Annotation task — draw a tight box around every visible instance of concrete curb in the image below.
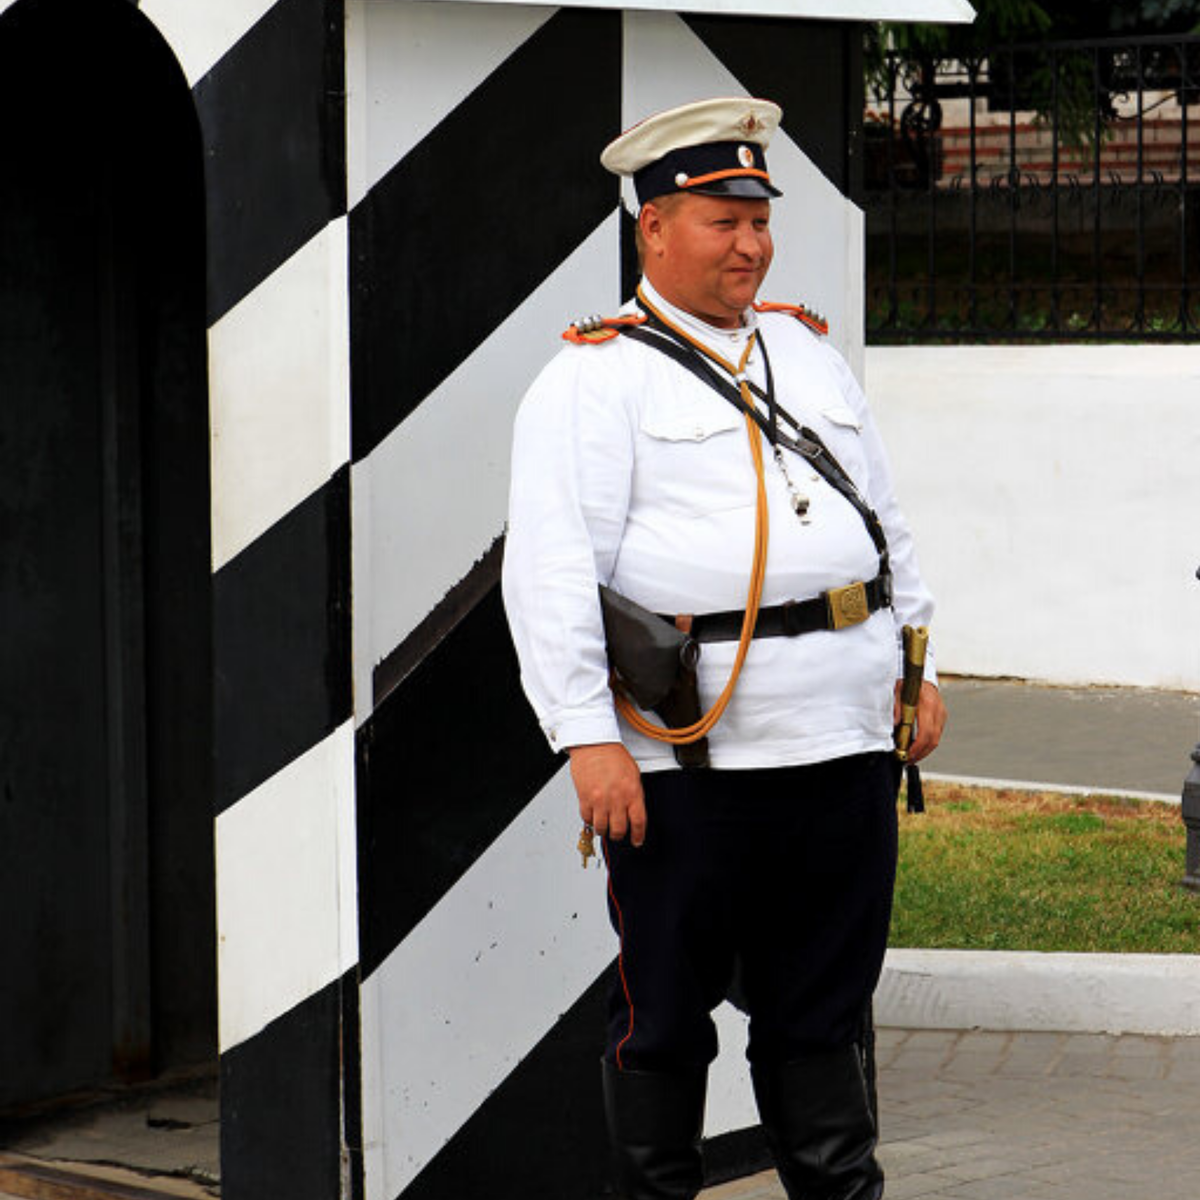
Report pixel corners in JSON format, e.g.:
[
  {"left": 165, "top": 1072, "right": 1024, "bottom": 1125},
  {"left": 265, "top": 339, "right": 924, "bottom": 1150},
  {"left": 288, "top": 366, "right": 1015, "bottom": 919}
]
[
  {"left": 876, "top": 949, "right": 1200, "bottom": 1036},
  {"left": 922, "top": 770, "right": 1180, "bottom": 805}
]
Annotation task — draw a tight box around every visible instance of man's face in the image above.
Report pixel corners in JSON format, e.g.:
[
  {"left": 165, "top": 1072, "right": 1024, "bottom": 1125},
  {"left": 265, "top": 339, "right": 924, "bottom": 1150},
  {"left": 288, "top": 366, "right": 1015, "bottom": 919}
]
[{"left": 640, "top": 193, "right": 774, "bottom": 329}]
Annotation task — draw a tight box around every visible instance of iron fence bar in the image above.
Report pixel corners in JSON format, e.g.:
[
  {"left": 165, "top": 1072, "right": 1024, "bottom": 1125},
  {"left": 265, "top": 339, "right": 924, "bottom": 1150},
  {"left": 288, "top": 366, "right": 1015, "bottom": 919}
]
[
  {"left": 926, "top": 62, "right": 938, "bottom": 330},
  {"left": 1180, "top": 41, "right": 1191, "bottom": 335},
  {"left": 1008, "top": 45, "right": 1019, "bottom": 331},
  {"left": 1135, "top": 43, "right": 1146, "bottom": 334},
  {"left": 1050, "top": 46, "right": 1061, "bottom": 333},
  {"left": 1092, "top": 44, "right": 1104, "bottom": 333},
  {"left": 887, "top": 58, "right": 899, "bottom": 329},
  {"left": 964, "top": 56, "right": 974, "bottom": 328},
  {"left": 1000, "top": 31, "right": 1200, "bottom": 53}
]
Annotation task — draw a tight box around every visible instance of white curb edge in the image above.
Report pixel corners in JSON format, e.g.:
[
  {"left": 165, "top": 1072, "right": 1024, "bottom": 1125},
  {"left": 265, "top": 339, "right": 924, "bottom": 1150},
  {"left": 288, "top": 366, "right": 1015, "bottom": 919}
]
[
  {"left": 877, "top": 949, "right": 1200, "bottom": 1036},
  {"left": 921, "top": 771, "right": 1180, "bottom": 805}
]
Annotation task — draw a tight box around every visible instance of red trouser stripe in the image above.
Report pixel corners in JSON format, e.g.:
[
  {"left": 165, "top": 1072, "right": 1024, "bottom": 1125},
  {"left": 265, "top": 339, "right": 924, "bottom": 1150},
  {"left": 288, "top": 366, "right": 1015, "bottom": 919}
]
[{"left": 604, "top": 838, "right": 636, "bottom": 1070}]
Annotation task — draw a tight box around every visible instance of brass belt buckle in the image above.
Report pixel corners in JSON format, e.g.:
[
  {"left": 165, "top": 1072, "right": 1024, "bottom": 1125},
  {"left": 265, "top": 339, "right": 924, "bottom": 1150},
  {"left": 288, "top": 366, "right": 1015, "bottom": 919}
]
[{"left": 826, "top": 581, "right": 870, "bottom": 630}]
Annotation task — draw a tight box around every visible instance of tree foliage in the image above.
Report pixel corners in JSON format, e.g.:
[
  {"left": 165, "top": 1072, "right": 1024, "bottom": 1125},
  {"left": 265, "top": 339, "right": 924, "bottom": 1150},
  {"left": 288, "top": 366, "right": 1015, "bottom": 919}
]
[
  {"left": 867, "top": 0, "right": 1200, "bottom": 75},
  {"left": 865, "top": 1, "right": 1200, "bottom": 147}
]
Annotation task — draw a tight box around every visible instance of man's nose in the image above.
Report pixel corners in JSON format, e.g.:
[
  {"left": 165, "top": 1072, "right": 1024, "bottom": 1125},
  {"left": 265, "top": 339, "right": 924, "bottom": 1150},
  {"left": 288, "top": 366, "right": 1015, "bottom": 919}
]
[{"left": 734, "top": 225, "right": 762, "bottom": 258}]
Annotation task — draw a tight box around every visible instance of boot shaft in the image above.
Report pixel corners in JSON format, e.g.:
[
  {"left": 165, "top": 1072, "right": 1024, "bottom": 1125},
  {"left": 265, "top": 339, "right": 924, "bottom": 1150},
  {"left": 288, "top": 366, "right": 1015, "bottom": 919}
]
[{"left": 602, "top": 1060, "right": 707, "bottom": 1200}]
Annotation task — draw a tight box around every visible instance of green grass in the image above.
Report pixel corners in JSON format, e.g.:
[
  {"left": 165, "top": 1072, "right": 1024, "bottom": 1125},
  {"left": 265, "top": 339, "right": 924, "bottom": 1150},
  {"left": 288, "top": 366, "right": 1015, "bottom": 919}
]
[{"left": 891, "top": 782, "right": 1200, "bottom": 954}]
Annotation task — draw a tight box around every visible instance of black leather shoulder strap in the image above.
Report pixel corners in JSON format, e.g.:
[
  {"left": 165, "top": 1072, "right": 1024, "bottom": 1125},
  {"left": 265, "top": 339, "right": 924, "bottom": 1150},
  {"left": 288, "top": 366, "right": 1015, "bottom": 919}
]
[{"left": 619, "top": 321, "right": 890, "bottom": 570}]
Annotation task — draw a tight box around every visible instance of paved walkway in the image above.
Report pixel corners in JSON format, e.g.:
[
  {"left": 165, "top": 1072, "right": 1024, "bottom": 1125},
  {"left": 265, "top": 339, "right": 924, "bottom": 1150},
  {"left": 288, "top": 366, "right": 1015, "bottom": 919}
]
[
  {"left": 706, "top": 1029, "right": 1200, "bottom": 1200},
  {"left": 931, "top": 677, "right": 1198, "bottom": 800}
]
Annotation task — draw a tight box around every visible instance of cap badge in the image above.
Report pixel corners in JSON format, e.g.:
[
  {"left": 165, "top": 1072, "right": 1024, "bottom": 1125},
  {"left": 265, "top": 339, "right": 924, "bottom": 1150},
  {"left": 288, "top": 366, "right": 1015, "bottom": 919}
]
[
  {"left": 738, "top": 112, "right": 765, "bottom": 136},
  {"left": 737, "top": 145, "right": 755, "bottom": 168},
  {"left": 674, "top": 172, "right": 689, "bottom": 187}
]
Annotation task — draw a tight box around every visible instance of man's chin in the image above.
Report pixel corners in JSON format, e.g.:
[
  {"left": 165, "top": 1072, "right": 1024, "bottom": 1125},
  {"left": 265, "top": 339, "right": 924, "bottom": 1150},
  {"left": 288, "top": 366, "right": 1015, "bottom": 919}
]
[{"left": 722, "top": 284, "right": 761, "bottom": 313}]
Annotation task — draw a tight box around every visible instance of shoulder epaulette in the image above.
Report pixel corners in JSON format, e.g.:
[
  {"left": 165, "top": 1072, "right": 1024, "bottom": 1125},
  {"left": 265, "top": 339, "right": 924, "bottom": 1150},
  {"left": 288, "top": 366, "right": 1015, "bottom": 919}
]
[
  {"left": 562, "top": 312, "right": 648, "bottom": 345},
  {"left": 753, "top": 300, "right": 829, "bottom": 338}
]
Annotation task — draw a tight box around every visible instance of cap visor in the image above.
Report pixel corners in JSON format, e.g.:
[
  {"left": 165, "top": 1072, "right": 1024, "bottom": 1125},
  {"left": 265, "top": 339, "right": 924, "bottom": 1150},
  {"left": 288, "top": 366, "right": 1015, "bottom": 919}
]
[{"left": 688, "top": 177, "right": 782, "bottom": 200}]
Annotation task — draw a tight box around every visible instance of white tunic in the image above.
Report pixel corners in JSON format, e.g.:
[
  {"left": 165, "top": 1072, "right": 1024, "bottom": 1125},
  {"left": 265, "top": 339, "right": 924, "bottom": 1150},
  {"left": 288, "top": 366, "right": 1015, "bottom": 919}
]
[{"left": 502, "top": 280, "right": 936, "bottom": 773}]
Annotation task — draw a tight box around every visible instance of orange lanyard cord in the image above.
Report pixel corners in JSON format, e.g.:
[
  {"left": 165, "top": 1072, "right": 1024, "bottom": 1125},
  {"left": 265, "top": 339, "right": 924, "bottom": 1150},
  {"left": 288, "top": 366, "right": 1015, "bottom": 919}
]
[{"left": 612, "top": 304, "right": 770, "bottom": 745}]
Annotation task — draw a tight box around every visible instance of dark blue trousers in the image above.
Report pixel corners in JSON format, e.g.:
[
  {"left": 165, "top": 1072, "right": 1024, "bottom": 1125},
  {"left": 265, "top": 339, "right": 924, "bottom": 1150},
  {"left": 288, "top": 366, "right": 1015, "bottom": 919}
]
[{"left": 603, "top": 752, "right": 897, "bottom": 1072}]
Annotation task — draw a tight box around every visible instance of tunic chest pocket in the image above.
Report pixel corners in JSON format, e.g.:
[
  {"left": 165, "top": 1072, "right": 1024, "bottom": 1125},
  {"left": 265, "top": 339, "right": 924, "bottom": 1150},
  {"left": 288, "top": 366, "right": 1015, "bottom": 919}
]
[
  {"left": 814, "top": 404, "right": 868, "bottom": 485},
  {"left": 637, "top": 402, "right": 750, "bottom": 516},
  {"left": 641, "top": 403, "right": 743, "bottom": 443}
]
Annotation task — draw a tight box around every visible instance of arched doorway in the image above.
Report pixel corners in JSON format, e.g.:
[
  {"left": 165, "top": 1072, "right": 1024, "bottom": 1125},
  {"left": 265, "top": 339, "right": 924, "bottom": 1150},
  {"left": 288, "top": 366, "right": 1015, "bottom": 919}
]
[{"left": 0, "top": 0, "right": 215, "bottom": 1108}]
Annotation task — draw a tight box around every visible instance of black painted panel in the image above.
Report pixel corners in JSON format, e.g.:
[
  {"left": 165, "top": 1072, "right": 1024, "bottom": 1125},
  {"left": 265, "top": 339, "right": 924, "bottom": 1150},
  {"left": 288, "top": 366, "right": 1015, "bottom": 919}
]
[
  {"left": 221, "top": 973, "right": 349, "bottom": 1200},
  {"left": 683, "top": 17, "right": 860, "bottom": 203},
  {"left": 0, "top": 71, "right": 113, "bottom": 1103},
  {"left": 213, "top": 466, "right": 351, "bottom": 814},
  {"left": 348, "top": 7, "right": 621, "bottom": 461},
  {"left": 620, "top": 205, "right": 640, "bottom": 305},
  {"left": 132, "top": 21, "right": 218, "bottom": 1074},
  {"left": 0, "top": 0, "right": 215, "bottom": 1105},
  {"left": 193, "top": 0, "right": 345, "bottom": 325},
  {"left": 356, "top": 586, "right": 560, "bottom": 979},
  {"left": 342, "top": 967, "right": 365, "bottom": 1200}
]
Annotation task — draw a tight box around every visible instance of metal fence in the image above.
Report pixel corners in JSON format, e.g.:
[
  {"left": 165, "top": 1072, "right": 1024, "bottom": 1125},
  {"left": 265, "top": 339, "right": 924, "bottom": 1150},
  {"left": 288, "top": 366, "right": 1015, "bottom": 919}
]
[{"left": 865, "top": 34, "right": 1200, "bottom": 342}]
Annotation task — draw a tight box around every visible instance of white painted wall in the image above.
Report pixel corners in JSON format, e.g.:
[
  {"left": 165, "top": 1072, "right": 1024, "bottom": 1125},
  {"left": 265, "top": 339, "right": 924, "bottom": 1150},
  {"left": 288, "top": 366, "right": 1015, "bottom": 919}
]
[{"left": 867, "top": 345, "right": 1200, "bottom": 692}]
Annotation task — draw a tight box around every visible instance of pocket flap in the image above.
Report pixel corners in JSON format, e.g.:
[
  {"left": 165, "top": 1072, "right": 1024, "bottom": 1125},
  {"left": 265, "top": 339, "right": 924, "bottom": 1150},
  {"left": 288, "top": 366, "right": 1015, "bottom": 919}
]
[
  {"left": 641, "top": 402, "right": 742, "bottom": 442},
  {"left": 820, "top": 404, "right": 863, "bottom": 432}
]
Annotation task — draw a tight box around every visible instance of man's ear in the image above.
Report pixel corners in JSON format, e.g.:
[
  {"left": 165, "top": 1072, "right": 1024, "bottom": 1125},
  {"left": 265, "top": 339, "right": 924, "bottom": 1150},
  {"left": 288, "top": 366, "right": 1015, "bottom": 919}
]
[{"left": 640, "top": 202, "right": 666, "bottom": 258}]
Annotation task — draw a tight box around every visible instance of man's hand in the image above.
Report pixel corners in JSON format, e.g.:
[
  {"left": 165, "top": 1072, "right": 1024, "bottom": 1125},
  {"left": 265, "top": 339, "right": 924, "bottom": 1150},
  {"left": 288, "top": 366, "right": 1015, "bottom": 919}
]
[
  {"left": 569, "top": 742, "right": 646, "bottom": 847},
  {"left": 893, "top": 680, "right": 946, "bottom": 764}
]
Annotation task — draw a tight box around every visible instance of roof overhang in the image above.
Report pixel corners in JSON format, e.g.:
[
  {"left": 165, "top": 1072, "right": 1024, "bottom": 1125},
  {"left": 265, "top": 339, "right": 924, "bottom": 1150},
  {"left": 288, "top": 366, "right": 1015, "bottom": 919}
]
[{"left": 422, "top": 1, "right": 975, "bottom": 21}]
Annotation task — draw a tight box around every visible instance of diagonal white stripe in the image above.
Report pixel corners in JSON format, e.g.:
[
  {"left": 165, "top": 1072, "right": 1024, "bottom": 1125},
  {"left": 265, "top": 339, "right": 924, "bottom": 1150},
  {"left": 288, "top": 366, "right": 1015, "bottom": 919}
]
[
  {"left": 352, "top": 211, "right": 620, "bottom": 719},
  {"left": 208, "top": 218, "right": 350, "bottom": 572},
  {"left": 345, "top": 0, "right": 557, "bottom": 210},
  {"left": 140, "top": 0, "right": 280, "bottom": 86},
  {"left": 216, "top": 721, "right": 358, "bottom": 1052}
]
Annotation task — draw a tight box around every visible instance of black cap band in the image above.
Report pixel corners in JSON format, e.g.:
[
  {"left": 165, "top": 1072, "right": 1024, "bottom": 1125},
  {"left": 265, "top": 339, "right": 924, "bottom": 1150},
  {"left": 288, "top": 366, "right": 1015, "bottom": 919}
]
[{"left": 634, "top": 140, "right": 781, "bottom": 205}]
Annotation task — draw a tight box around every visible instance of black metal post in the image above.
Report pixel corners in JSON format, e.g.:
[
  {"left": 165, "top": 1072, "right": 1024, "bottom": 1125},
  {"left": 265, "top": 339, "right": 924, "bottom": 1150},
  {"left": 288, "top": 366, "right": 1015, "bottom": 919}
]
[{"left": 1184, "top": 564, "right": 1200, "bottom": 893}]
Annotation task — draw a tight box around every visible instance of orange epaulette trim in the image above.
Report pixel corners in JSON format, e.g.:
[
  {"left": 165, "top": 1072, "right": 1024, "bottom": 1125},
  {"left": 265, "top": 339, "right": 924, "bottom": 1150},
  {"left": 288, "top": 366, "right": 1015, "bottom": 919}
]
[
  {"left": 753, "top": 300, "right": 829, "bottom": 338},
  {"left": 562, "top": 312, "right": 648, "bottom": 345}
]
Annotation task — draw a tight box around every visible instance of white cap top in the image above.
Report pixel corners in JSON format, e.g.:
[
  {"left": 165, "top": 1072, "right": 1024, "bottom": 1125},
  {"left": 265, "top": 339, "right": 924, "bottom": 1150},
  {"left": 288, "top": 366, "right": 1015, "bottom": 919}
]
[{"left": 601, "top": 96, "right": 782, "bottom": 176}]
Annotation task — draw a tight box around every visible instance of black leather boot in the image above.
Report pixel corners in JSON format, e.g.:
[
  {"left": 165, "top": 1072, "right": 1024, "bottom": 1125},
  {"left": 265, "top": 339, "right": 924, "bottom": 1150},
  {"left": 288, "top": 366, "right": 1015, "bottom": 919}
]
[
  {"left": 751, "top": 1045, "right": 884, "bottom": 1200},
  {"left": 601, "top": 1059, "right": 707, "bottom": 1199}
]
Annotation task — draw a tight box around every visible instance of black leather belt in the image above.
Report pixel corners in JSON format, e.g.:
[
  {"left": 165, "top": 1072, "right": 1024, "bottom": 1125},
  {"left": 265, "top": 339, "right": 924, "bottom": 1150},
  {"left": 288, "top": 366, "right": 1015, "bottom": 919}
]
[{"left": 669, "top": 574, "right": 892, "bottom": 644}]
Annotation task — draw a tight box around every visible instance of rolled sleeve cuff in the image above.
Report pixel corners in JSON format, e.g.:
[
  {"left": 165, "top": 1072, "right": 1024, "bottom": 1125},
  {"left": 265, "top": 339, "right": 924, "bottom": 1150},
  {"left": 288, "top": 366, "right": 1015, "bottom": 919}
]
[{"left": 542, "top": 708, "right": 623, "bottom": 754}]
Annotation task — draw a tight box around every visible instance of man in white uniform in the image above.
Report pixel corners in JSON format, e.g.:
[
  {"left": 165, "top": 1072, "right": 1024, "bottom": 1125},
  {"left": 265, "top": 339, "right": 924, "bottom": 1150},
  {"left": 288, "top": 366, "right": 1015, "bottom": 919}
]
[{"left": 503, "top": 98, "right": 945, "bottom": 1200}]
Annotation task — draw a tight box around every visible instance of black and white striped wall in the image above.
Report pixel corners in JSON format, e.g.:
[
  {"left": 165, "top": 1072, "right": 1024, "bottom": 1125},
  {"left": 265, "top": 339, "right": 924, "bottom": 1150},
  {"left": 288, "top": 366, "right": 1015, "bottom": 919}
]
[
  {"left": 347, "top": 7, "right": 873, "bottom": 1199},
  {"left": 36, "top": 0, "right": 969, "bottom": 1196}
]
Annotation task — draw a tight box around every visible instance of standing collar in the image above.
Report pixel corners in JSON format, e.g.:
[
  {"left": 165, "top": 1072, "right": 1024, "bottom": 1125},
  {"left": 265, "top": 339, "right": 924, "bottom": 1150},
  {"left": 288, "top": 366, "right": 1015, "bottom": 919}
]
[{"left": 638, "top": 278, "right": 758, "bottom": 357}]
